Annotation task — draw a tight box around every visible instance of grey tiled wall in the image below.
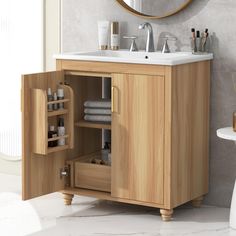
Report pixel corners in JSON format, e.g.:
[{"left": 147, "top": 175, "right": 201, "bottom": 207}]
[{"left": 62, "top": 0, "right": 236, "bottom": 207}]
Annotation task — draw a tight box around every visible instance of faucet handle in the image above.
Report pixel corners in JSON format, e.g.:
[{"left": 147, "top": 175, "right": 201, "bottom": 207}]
[
  {"left": 123, "top": 36, "right": 138, "bottom": 52},
  {"left": 161, "top": 36, "right": 177, "bottom": 53}
]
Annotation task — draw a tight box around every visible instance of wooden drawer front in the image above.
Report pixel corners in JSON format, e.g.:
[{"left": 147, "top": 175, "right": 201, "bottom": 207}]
[{"left": 75, "top": 162, "right": 111, "bottom": 192}]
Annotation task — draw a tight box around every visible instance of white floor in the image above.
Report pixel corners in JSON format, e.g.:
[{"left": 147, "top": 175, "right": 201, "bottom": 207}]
[{"left": 0, "top": 173, "right": 236, "bottom": 236}]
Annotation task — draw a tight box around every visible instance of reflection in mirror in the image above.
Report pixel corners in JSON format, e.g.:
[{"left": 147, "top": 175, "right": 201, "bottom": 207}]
[{"left": 120, "top": 0, "right": 192, "bottom": 18}]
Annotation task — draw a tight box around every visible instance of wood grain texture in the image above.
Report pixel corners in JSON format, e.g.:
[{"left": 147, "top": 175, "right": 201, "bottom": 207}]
[
  {"left": 116, "top": 0, "right": 192, "bottom": 19},
  {"left": 75, "top": 161, "right": 111, "bottom": 192},
  {"left": 165, "top": 61, "right": 210, "bottom": 208},
  {"left": 65, "top": 75, "right": 103, "bottom": 160},
  {"left": 63, "top": 193, "right": 74, "bottom": 205},
  {"left": 31, "top": 84, "right": 74, "bottom": 155},
  {"left": 22, "top": 71, "right": 66, "bottom": 200},
  {"left": 57, "top": 60, "right": 165, "bottom": 76},
  {"left": 75, "top": 120, "right": 111, "bottom": 130},
  {"left": 31, "top": 89, "right": 47, "bottom": 155},
  {"left": 62, "top": 188, "right": 165, "bottom": 208},
  {"left": 60, "top": 84, "right": 74, "bottom": 149},
  {"left": 160, "top": 209, "right": 173, "bottom": 221},
  {"left": 111, "top": 73, "right": 165, "bottom": 204}
]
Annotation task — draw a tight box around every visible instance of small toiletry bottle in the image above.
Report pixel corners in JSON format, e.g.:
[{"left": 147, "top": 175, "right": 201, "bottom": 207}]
[
  {"left": 53, "top": 92, "right": 58, "bottom": 110},
  {"left": 233, "top": 112, "right": 236, "bottom": 132},
  {"left": 98, "top": 21, "right": 109, "bottom": 50},
  {"left": 111, "top": 22, "right": 119, "bottom": 50},
  {"left": 58, "top": 117, "right": 66, "bottom": 146},
  {"left": 101, "top": 142, "right": 110, "bottom": 163},
  {"left": 47, "top": 88, "right": 53, "bottom": 112},
  {"left": 108, "top": 152, "right": 111, "bottom": 166},
  {"left": 48, "top": 125, "right": 57, "bottom": 147},
  {"left": 57, "top": 88, "right": 64, "bottom": 109},
  {"left": 196, "top": 31, "right": 201, "bottom": 52}
]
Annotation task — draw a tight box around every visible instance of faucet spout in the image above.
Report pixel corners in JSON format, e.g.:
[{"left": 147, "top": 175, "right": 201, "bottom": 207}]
[{"left": 139, "top": 22, "right": 155, "bottom": 52}]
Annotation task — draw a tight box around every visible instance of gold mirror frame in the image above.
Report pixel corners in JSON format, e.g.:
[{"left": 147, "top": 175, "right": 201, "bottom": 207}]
[{"left": 116, "top": 0, "right": 192, "bottom": 19}]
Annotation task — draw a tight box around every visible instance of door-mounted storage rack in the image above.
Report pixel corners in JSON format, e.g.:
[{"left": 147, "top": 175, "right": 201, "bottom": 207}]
[{"left": 31, "top": 84, "right": 74, "bottom": 155}]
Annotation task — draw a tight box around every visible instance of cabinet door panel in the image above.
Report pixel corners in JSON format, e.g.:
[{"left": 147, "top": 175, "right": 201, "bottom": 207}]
[
  {"left": 22, "top": 71, "right": 66, "bottom": 200},
  {"left": 111, "top": 74, "right": 164, "bottom": 204}
]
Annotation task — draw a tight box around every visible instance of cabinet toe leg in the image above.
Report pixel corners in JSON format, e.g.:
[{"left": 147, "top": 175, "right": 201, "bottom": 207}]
[
  {"left": 63, "top": 193, "right": 74, "bottom": 205},
  {"left": 192, "top": 196, "right": 204, "bottom": 208},
  {"left": 160, "top": 209, "right": 173, "bottom": 221}
]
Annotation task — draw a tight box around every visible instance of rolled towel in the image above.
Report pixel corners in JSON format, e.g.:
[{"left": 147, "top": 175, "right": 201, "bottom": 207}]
[
  {"left": 84, "top": 108, "right": 111, "bottom": 115},
  {"left": 84, "top": 115, "right": 111, "bottom": 123},
  {"left": 84, "top": 99, "right": 111, "bottom": 109}
]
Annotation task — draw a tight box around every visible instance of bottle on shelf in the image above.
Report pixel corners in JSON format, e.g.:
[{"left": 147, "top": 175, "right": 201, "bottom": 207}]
[
  {"left": 48, "top": 126, "right": 57, "bottom": 147},
  {"left": 53, "top": 92, "right": 58, "bottom": 110},
  {"left": 101, "top": 142, "right": 110, "bottom": 163},
  {"left": 47, "top": 88, "right": 53, "bottom": 112},
  {"left": 58, "top": 117, "right": 65, "bottom": 146},
  {"left": 57, "top": 88, "right": 64, "bottom": 109}
]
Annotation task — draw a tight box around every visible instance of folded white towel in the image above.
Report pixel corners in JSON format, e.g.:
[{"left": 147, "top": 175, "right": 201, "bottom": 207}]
[
  {"left": 84, "top": 115, "right": 111, "bottom": 123},
  {"left": 84, "top": 99, "right": 111, "bottom": 109},
  {"left": 84, "top": 108, "right": 111, "bottom": 115}
]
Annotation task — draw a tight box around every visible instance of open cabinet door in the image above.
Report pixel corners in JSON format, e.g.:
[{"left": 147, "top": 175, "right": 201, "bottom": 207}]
[{"left": 22, "top": 71, "right": 71, "bottom": 200}]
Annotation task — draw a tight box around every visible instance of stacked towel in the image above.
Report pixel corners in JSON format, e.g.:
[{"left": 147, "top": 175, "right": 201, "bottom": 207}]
[{"left": 84, "top": 99, "right": 111, "bottom": 123}]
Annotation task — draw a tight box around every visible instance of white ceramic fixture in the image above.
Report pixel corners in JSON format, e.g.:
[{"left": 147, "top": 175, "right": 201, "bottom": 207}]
[
  {"left": 217, "top": 127, "right": 236, "bottom": 229},
  {"left": 54, "top": 50, "right": 213, "bottom": 66}
]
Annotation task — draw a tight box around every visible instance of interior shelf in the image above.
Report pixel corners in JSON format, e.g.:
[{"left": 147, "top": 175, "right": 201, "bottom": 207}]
[
  {"left": 48, "top": 109, "right": 68, "bottom": 117},
  {"left": 75, "top": 120, "right": 111, "bottom": 130},
  {"left": 47, "top": 145, "right": 69, "bottom": 154},
  {"left": 47, "top": 98, "right": 70, "bottom": 105},
  {"left": 48, "top": 135, "right": 69, "bottom": 142}
]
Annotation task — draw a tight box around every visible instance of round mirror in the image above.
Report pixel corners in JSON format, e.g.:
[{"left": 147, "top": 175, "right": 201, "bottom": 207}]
[{"left": 116, "top": 0, "right": 192, "bottom": 19}]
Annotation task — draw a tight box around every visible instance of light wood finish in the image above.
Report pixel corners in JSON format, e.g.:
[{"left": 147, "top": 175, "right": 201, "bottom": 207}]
[
  {"left": 48, "top": 109, "right": 68, "bottom": 117},
  {"left": 165, "top": 61, "right": 210, "bottom": 208},
  {"left": 192, "top": 196, "right": 204, "bottom": 208},
  {"left": 48, "top": 135, "right": 69, "bottom": 142},
  {"left": 30, "top": 84, "right": 74, "bottom": 155},
  {"left": 47, "top": 98, "right": 70, "bottom": 105},
  {"left": 58, "top": 60, "right": 165, "bottom": 76},
  {"left": 63, "top": 193, "right": 74, "bottom": 205},
  {"left": 48, "top": 145, "right": 69, "bottom": 154},
  {"left": 66, "top": 70, "right": 111, "bottom": 78},
  {"left": 31, "top": 89, "right": 47, "bottom": 155},
  {"left": 22, "top": 71, "right": 66, "bottom": 200},
  {"left": 22, "top": 59, "right": 211, "bottom": 222},
  {"left": 64, "top": 74, "right": 103, "bottom": 161},
  {"left": 116, "top": 0, "right": 192, "bottom": 19},
  {"left": 62, "top": 188, "right": 165, "bottom": 208},
  {"left": 60, "top": 84, "right": 74, "bottom": 149},
  {"left": 75, "top": 120, "right": 111, "bottom": 130},
  {"left": 160, "top": 209, "right": 173, "bottom": 221},
  {"left": 74, "top": 152, "right": 111, "bottom": 192},
  {"left": 111, "top": 73, "right": 165, "bottom": 204}
]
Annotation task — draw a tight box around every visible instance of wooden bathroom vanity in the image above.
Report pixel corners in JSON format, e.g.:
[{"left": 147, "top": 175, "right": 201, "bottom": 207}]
[{"left": 22, "top": 54, "right": 211, "bottom": 221}]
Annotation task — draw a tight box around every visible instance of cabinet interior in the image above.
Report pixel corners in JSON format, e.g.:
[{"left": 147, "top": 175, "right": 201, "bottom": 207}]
[{"left": 64, "top": 73, "right": 112, "bottom": 193}]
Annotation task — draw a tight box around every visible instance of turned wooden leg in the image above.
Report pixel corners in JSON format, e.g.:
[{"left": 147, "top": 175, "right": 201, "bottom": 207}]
[
  {"left": 63, "top": 193, "right": 74, "bottom": 205},
  {"left": 160, "top": 209, "right": 173, "bottom": 221},
  {"left": 192, "top": 196, "right": 204, "bottom": 208}
]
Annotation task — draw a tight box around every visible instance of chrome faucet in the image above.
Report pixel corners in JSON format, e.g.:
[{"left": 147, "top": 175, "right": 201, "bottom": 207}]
[{"left": 139, "top": 22, "right": 155, "bottom": 52}]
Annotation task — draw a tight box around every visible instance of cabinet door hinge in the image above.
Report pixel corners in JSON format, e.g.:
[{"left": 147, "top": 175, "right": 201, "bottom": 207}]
[{"left": 60, "top": 165, "right": 70, "bottom": 187}]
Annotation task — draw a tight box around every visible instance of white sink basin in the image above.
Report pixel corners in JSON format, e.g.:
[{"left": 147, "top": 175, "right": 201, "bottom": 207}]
[{"left": 55, "top": 50, "right": 213, "bottom": 66}]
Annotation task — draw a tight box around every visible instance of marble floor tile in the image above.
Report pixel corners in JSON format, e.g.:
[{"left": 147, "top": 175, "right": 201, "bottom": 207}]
[
  {"left": 0, "top": 191, "right": 235, "bottom": 236},
  {"left": 0, "top": 173, "right": 235, "bottom": 236}
]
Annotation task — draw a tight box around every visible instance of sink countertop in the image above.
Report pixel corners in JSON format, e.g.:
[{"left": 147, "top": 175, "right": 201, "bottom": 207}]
[{"left": 54, "top": 50, "right": 213, "bottom": 66}]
